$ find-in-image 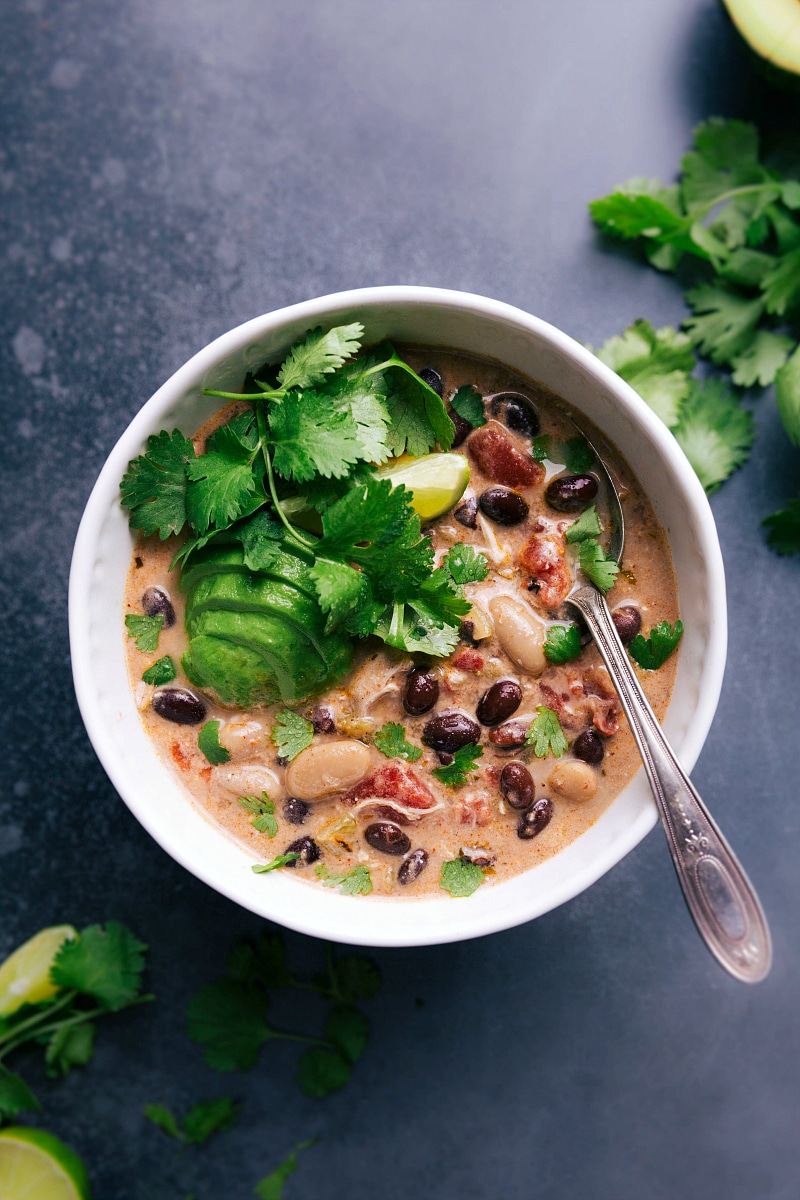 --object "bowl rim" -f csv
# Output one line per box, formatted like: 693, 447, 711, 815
69, 285, 727, 946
